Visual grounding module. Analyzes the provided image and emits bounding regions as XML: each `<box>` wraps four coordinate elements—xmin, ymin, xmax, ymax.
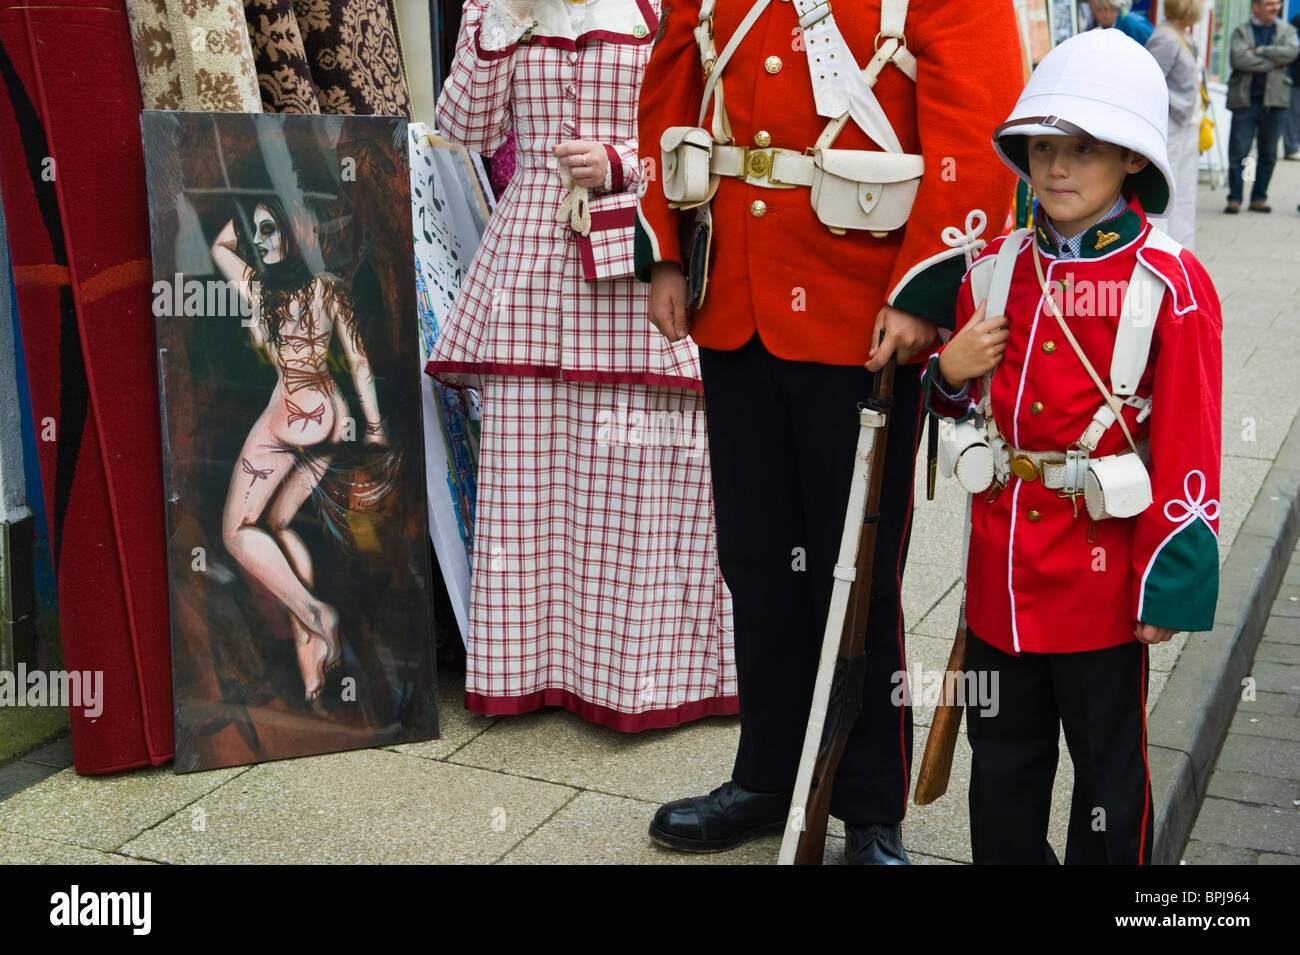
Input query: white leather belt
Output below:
<box><xmin>710</xmin><ymin>144</ymin><xmax>815</xmax><ymax>189</ymax></box>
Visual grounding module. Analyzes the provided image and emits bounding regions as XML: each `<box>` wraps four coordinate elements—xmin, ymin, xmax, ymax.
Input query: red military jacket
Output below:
<box><xmin>635</xmin><ymin>0</ymin><xmax>1024</xmax><ymax>364</ymax></box>
<box><xmin>926</xmin><ymin>196</ymin><xmax>1223</xmax><ymax>654</ymax></box>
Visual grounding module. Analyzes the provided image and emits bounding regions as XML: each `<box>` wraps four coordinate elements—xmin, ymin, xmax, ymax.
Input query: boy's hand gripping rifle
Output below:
<box><xmin>778</xmin><ymin>357</ymin><xmax>895</xmax><ymax>866</ymax></box>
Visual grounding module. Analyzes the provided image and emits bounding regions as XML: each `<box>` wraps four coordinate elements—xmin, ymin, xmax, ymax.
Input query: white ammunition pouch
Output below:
<box><xmin>809</xmin><ymin>149</ymin><xmax>924</xmax><ymax>233</ymax></box>
<box><xmin>1084</xmin><ymin>446</ymin><xmax>1153</xmax><ymax>521</ymax></box>
<box><xmin>938</xmin><ymin>417</ymin><xmax>995</xmax><ymax>496</ymax></box>
<box><xmin>661</xmin><ymin>126</ymin><xmax>715</xmax><ymax>205</ymax></box>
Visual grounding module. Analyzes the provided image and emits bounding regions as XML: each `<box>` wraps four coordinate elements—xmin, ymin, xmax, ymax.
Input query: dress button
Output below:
<box><xmin>753</xmin><ymin>129</ymin><xmax>771</xmax><ymax>148</ymax></box>
<box><xmin>1041</xmin><ymin>340</ymin><xmax>1056</xmax><ymax>354</ymax></box>
<box><xmin>765</xmin><ymin>55</ymin><xmax>782</xmax><ymax>73</ymax></box>
<box><xmin>566</xmin><ymin>52</ymin><xmax>577</xmax><ymax>65</ymax></box>
<box><xmin>1030</xmin><ymin>401</ymin><xmax>1044</xmax><ymax>415</ymax></box>
<box><xmin>750</xmin><ymin>200</ymin><xmax>767</xmax><ymax>218</ymax></box>
<box><xmin>1027</xmin><ymin>509</ymin><xmax>1041</xmax><ymax>523</ymax></box>
<box><xmin>565</xmin><ymin>85</ymin><xmax>576</xmax><ymax>98</ymax></box>
<box><xmin>561</xmin><ymin>119</ymin><xmax>575</xmax><ymax>134</ymax></box>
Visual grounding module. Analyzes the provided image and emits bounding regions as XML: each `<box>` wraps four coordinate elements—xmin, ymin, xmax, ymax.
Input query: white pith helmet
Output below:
<box><xmin>993</xmin><ymin>29</ymin><xmax>1174</xmax><ymax>216</ymax></box>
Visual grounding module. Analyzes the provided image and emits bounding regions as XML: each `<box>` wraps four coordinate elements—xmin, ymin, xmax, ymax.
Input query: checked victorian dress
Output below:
<box><xmin>426</xmin><ymin>0</ymin><xmax>738</xmax><ymax>730</ymax></box>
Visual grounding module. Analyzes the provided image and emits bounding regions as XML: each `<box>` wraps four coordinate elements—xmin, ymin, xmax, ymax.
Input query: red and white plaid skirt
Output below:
<box><xmin>465</xmin><ymin>374</ymin><xmax>738</xmax><ymax>729</ymax></box>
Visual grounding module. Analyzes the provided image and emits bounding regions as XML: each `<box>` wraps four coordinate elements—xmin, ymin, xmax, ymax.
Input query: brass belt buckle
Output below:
<box><xmin>1010</xmin><ymin>454</ymin><xmax>1039</xmax><ymax>483</ymax></box>
<box><xmin>745</xmin><ymin>147</ymin><xmax>772</xmax><ymax>180</ymax></box>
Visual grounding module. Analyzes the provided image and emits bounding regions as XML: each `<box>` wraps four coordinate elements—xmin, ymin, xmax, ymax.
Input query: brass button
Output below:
<box><xmin>1027</xmin><ymin>509</ymin><xmax>1041</xmax><ymax>523</ymax></box>
<box><xmin>750</xmin><ymin>199</ymin><xmax>768</xmax><ymax>218</ymax></box>
<box><xmin>633</xmin><ymin>24</ymin><xmax>648</xmax><ymax>37</ymax></box>
<box><xmin>753</xmin><ymin>129</ymin><xmax>772</xmax><ymax>148</ymax></box>
<box><xmin>747</xmin><ymin>151</ymin><xmax>771</xmax><ymax>177</ymax></box>
<box><xmin>1042</xmin><ymin>340</ymin><xmax>1056</xmax><ymax>354</ymax></box>
<box><xmin>765</xmin><ymin>55</ymin><xmax>782</xmax><ymax>74</ymax></box>
<box><xmin>1030</xmin><ymin>401</ymin><xmax>1043</xmax><ymax>415</ymax></box>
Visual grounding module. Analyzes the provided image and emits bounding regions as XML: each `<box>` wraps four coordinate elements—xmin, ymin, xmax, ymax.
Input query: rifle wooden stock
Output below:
<box><xmin>913</xmin><ymin>597</ymin><xmax>968</xmax><ymax>806</ymax></box>
<box><xmin>780</xmin><ymin>360</ymin><xmax>894</xmax><ymax>866</ymax></box>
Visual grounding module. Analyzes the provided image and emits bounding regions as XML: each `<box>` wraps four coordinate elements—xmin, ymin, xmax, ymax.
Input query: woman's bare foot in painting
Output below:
<box><xmin>315</xmin><ymin>603</ymin><xmax>341</xmax><ymax>672</ymax></box>
<box><xmin>295</xmin><ymin>626</ymin><xmax>328</xmax><ymax>701</ymax></box>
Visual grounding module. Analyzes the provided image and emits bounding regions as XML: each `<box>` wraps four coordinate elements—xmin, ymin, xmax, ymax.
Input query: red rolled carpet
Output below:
<box><xmin>0</xmin><ymin>0</ymin><xmax>173</xmax><ymax>773</ymax></box>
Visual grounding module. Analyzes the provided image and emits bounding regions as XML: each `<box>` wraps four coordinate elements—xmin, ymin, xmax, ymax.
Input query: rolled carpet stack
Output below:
<box><xmin>0</xmin><ymin>0</ymin><xmax>174</xmax><ymax>773</ymax></box>
<box><xmin>125</xmin><ymin>0</ymin><xmax>262</xmax><ymax>111</ymax></box>
<box><xmin>244</xmin><ymin>0</ymin><xmax>321</xmax><ymax>113</ymax></box>
<box><xmin>293</xmin><ymin>0</ymin><xmax>412</xmax><ymax>117</ymax></box>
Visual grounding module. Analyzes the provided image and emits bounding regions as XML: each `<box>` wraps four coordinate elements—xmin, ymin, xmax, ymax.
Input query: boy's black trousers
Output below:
<box><xmin>698</xmin><ymin>334</ymin><xmax>923</xmax><ymax>825</ymax></box>
<box><xmin>966</xmin><ymin>630</ymin><xmax>1155</xmax><ymax>864</ymax></box>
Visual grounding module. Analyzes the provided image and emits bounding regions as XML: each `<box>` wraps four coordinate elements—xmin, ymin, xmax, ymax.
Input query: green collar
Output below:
<box><xmin>1034</xmin><ymin>202</ymin><xmax>1145</xmax><ymax>259</ymax></box>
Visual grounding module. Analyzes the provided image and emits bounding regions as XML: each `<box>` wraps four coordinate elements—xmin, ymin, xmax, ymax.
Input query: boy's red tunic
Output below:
<box><xmin>927</xmin><ymin>197</ymin><xmax>1223</xmax><ymax>655</ymax></box>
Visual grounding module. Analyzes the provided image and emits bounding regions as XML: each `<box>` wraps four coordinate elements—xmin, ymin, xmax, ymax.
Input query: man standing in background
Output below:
<box><xmin>1223</xmin><ymin>0</ymin><xmax>1298</xmax><ymax>213</ymax></box>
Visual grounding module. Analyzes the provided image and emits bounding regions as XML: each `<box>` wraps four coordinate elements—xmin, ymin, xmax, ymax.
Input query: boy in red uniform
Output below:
<box><xmin>925</xmin><ymin>30</ymin><xmax>1223</xmax><ymax>864</ymax></box>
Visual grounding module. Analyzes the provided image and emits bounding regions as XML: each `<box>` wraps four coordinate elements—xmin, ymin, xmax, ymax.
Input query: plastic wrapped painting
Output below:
<box><xmin>142</xmin><ymin>111</ymin><xmax>439</xmax><ymax>771</ymax></box>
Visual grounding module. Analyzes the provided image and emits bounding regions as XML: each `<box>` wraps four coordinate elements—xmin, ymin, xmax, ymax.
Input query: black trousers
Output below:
<box><xmin>698</xmin><ymin>334</ymin><xmax>923</xmax><ymax>824</ymax></box>
<box><xmin>965</xmin><ymin>630</ymin><xmax>1155</xmax><ymax>864</ymax></box>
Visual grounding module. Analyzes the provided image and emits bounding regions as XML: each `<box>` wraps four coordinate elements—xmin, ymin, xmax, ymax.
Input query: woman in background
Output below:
<box><xmin>1147</xmin><ymin>0</ymin><xmax>1206</xmax><ymax>248</ymax></box>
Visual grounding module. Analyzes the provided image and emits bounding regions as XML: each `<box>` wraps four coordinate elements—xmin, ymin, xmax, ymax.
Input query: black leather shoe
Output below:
<box><xmin>843</xmin><ymin>823</ymin><xmax>911</xmax><ymax>865</ymax></box>
<box><xmin>649</xmin><ymin>780</ymin><xmax>789</xmax><ymax>852</ymax></box>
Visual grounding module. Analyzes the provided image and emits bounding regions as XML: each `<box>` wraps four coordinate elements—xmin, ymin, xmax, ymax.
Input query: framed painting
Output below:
<box><xmin>142</xmin><ymin>111</ymin><xmax>439</xmax><ymax>771</ymax></box>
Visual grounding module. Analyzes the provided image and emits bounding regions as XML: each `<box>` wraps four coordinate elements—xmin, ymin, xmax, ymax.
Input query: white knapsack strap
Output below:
<box><xmin>791</xmin><ymin>0</ymin><xmax>903</xmax><ymax>152</ymax></box>
<box><xmin>697</xmin><ymin>0</ymin><xmax>773</xmax><ymax>136</ymax></box>
<box><xmin>967</xmin><ymin>228</ymin><xmax>1028</xmax><ymax>416</ymax></box>
<box><xmin>880</xmin><ymin>0</ymin><xmax>910</xmax><ymax>37</ymax></box>
<box><xmin>1110</xmin><ymin>226</ymin><xmax>1179</xmax><ymax>396</ymax></box>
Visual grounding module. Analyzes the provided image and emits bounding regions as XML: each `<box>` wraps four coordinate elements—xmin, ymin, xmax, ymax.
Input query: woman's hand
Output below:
<box><xmin>554</xmin><ymin>140</ymin><xmax>609</xmax><ymax>190</ymax></box>
<box><xmin>649</xmin><ymin>262</ymin><xmax>690</xmax><ymax>343</ymax></box>
<box><xmin>936</xmin><ymin>300</ymin><xmax>1009</xmax><ymax>386</ymax></box>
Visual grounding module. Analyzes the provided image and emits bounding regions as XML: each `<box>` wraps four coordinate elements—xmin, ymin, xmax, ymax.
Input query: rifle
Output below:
<box><xmin>778</xmin><ymin>357</ymin><xmax>894</xmax><ymax>866</ymax></box>
<box><xmin>913</xmin><ymin>497</ymin><xmax>973</xmax><ymax>805</ymax></box>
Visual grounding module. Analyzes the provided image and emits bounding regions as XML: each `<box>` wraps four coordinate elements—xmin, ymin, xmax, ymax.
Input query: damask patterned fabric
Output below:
<box><xmin>292</xmin><ymin>0</ymin><xmax>412</xmax><ymax>117</ymax></box>
<box><xmin>125</xmin><ymin>0</ymin><xmax>263</xmax><ymax>111</ymax></box>
<box><xmin>244</xmin><ymin>0</ymin><xmax>321</xmax><ymax>113</ymax></box>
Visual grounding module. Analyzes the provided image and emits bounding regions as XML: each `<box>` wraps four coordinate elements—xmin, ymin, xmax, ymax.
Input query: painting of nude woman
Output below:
<box><xmin>143</xmin><ymin>111</ymin><xmax>439</xmax><ymax>772</ymax></box>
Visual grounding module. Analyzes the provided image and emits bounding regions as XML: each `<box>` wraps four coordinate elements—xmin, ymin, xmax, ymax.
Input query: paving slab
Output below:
<box><xmin>0</xmin><ymin>760</ymin><xmax>60</xmax><ymax>802</ymax></box>
<box><xmin>1205</xmin><ymin>769</ymin><xmax>1299</xmax><ymax>810</ymax></box>
<box><xmin>1180</xmin><ymin>839</ymin><xmax>1258</xmax><ymax>865</ymax></box>
<box><xmin>0</xmin><ymin>765</ymin><xmax>246</xmax><ymax>852</ymax></box>
<box><xmin>450</xmin><ymin>708</ymin><xmax>742</xmax><ymax>805</ymax></box>
<box><xmin>119</xmin><ymin>749</ymin><xmax>575</xmax><ymax>865</ymax></box>
<box><xmin>22</xmin><ymin>736</ymin><xmax>73</xmax><ymax>769</ymax></box>
<box><xmin>1227</xmin><ymin>711</ymin><xmax>1300</xmax><ymax>742</ymax></box>
<box><xmin>1211</xmin><ymin>732</ymin><xmax>1300</xmax><ymax>779</ymax></box>
<box><xmin>0</xmin><ymin>831</ymin><xmax>153</xmax><ymax>865</ymax></box>
<box><xmin>1253</xmin><ymin>640</ymin><xmax>1300</xmax><ymax>665</ymax></box>
<box><xmin>1187</xmin><ymin>797</ymin><xmax>1299</xmax><ymax>855</ymax></box>
<box><xmin>385</xmin><ymin>673</ymin><xmax>498</xmax><ymax>761</ymax></box>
